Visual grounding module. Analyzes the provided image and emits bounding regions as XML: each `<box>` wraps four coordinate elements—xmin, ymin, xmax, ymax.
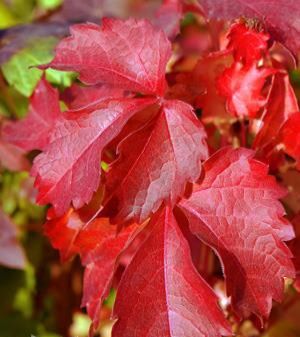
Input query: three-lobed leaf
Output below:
<box><xmin>106</xmin><ymin>99</ymin><xmax>208</xmax><ymax>223</ymax></box>
<box><xmin>46</xmin><ymin>18</ymin><xmax>171</xmax><ymax>96</ymax></box>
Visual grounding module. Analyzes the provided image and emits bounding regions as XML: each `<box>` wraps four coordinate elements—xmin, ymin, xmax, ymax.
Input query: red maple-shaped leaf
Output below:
<box><xmin>46</xmin><ymin>18</ymin><xmax>171</xmax><ymax>96</ymax></box>
<box><xmin>0</xmin><ymin>210</ymin><xmax>26</xmax><ymax>269</ymax></box>
<box><xmin>199</xmin><ymin>0</ymin><xmax>300</xmax><ymax>58</ymax></box>
<box><xmin>32</xmin><ymin>98</ymin><xmax>156</xmax><ymax>216</ymax></box>
<box><xmin>75</xmin><ymin>218</ymin><xmax>138</xmax><ymax>334</ymax></box>
<box><xmin>179</xmin><ymin>147</ymin><xmax>295</xmax><ymax>318</ymax></box>
<box><xmin>3</xmin><ymin>78</ymin><xmax>61</xmax><ymax>151</ymax></box>
<box><xmin>106</xmin><ymin>100</ymin><xmax>208</xmax><ymax>223</ymax></box>
<box><xmin>227</xmin><ymin>22</ymin><xmax>269</xmax><ymax>65</ymax></box>
<box><xmin>254</xmin><ymin>72</ymin><xmax>299</xmax><ymax>150</ymax></box>
<box><xmin>280</xmin><ymin>112</ymin><xmax>300</xmax><ymax>169</ymax></box>
<box><xmin>112</xmin><ymin>207</ymin><xmax>231</xmax><ymax>337</ymax></box>
<box><xmin>217</xmin><ymin>62</ymin><xmax>274</xmax><ymax>118</ymax></box>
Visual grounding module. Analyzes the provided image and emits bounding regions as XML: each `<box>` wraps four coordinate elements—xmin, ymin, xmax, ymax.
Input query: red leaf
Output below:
<box><xmin>106</xmin><ymin>100</ymin><xmax>208</xmax><ymax>223</ymax></box>
<box><xmin>194</xmin><ymin>51</ymin><xmax>233</xmax><ymax>120</ymax></box>
<box><xmin>154</xmin><ymin>0</ymin><xmax>183</xmax><ymax>40</ymax></box>
<box><xmin>217</xmin><ymin>62</ymin><xmax>274</xmax><ymax>118</ymax></box>
<box><xmin>45</xmin><ymin>207</ymin><xmax>138</xmax><ymax>332</ymax></box>
<box><xmin>46</xmin><ymin>19</ymin><xmax>171</xmax><ymax>96</ymax></box>
<box><xmin>227</xmin><ymin>23</ymin><xmax>269</xmax><ymax>65</ymax></box>
<box><xmin>0</xmin><ymin>137</ymin><xmax>29</xmax><ymax>172</ymax></box>
<box><xmin>32</xmin><ymin>98</ymin><xmax>156</xmax><ymax>216</ymax></box>
<box><xmin>254</xmin><ymin>72</ymin><xmax>299</xmax><ymax>150</ymax></box>
<box><xmin>62</xmin><ymin>84</ymin><xmax>125</xmax><ymax>112</ymax></box>
<box><xmin>75</xmin><ymin>218</ymin><xmax>138</xmax><ymax>333</ymax></box>
<box><xmin>280</xmin><ymin>112</ymin><xmax>300</xmax><ymax>168</ymax></box>
<box><xmin>112</xmin><ymin>207</ymin><xmax>231</xmax><ymax>337</ymax></box>
<box><xmin>179</xmin><ymin>147</ymin><xmax>295</xmax><ymax>318</ymax></box>
<box><xmin>0</xmin><ymin>210</ymin><xmax>26</xmax><ymax>269</ymax></box>
<box><xmin>199</xmin><ymin>0</ymin><xmax>300</xmax><ymax>58</ymax></box>
<box><xmin>3</xmin><ymin>78</ymin><xmax>61</xmax><ymax>151</ymax></box>
<box><xmin>44</xmin><ymin>208</ymin><xmax>85</xmax><ymax>262</ymax></box>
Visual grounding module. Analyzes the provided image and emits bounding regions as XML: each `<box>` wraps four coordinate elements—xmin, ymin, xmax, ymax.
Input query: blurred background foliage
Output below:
<box><xmin>0</xmin><ymin>1</ymin><xmax>300</xmax><ymax>337</ymax></box>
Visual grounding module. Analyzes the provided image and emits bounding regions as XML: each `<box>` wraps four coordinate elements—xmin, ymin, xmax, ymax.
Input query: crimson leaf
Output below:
<box><xmin>227</xmin><ymin>22</ymin><xmax>269</xmax><ymax>66</ymax></box>
<box><xmin>32</xmin><ymin>98</ymin><xmax>156</xmax><ymax>216</ymax></box>
<box><xmin>62</xmin><ymin>84</ymin><xmax>125</xmax><ymax>111</ymax></box>
<box><xmin>199</xmin><ymin>0</ymin><xmax>300</xmax><ymax>58</ymax></box>
<box><xmin>154</xmin><ymin>0</ymin><xmax>183</xmax><ymax>40</ymax></box>
<box><xmin>280</xmin><ymin>113</ymin><xmax>300</xmax><ymax>169</ymax></box>
<box><xmin>179</xmin><ymin>147</ymin><xmax>295</xmax><ymax>318</ymax></box>
<box><xmin>106</xmin><ymin>100</ymin><xmax>208</xmax><ymax>223</ymax></box>
<box><xmin>112</xmin><ymin>207</ymin><xmax>231</xmax><ymax>337</ymax></box>
<box><xmin>194</xmin><ymin>51</ymin><xmax>233</xmax><ymax>120</ymax></box>
<box><xmin>44</xmin><ymin>208</ymin><xmax>85</xmax><ymax>262</ymax></box>
<box><xmin>45</xmin><ymin>207</ymin><xmax>139</xmax><ymax>332</ymax></box>
<box><xmin>3</xmin><ymin>78</ymin><xmax>61</xmax><ymax>151</ymax></box>
<box><xmin>75</xmin><ymin>218</ymin><xmax>138</xmax><ymax>333</ymax></box>
<box><xmin>254</xmin><ymin>72</ymin><xmax>299</xmax><ymax>149</ymax></box>
<box><xmin>217</xmin><ymin>62</ymin><xmax>274</xmax><ymax>118</ymax></box>
<box><xmin>45</xmin><ymin>18</ymin><xmax>171</xmax><ymax>96</ymax></box>
<box><xmin>0</xmin><ymin>137</ymin><xmax>29</xmax><ymax>172</ymax></box>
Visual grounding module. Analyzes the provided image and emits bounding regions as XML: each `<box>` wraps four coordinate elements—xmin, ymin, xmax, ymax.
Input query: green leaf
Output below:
<box><xmin>7</xmin><ymin>0</ymin><xmax>36</xmax><ymax>22</ymax></box>
<box><xmin>0</xmin><ymin>85</ymin><xmax>29</xmax><ymax>118</ymax></box>
<box><xmin>1</xmin><ymin>38</ymin><xmax>58</xmax><ymax>97</ymax></box>
<box><xmin>1</xmin><ymin>36</ymin><xmax>77</xmax><ymax>97</ymax></box>
<box><xmin>0</xmin><ymin>3</ymin><xmax>18</xmax><ymax>28</ymax></box>
<box><xmin>38</xmin><ymin>0</ymin><xmax>63</xmax><ymax>10</ymax></box>
<box><xmin>46</xmin><ymin>68</ymin><xmax>77</xmax><ymax>89</ymax></box>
